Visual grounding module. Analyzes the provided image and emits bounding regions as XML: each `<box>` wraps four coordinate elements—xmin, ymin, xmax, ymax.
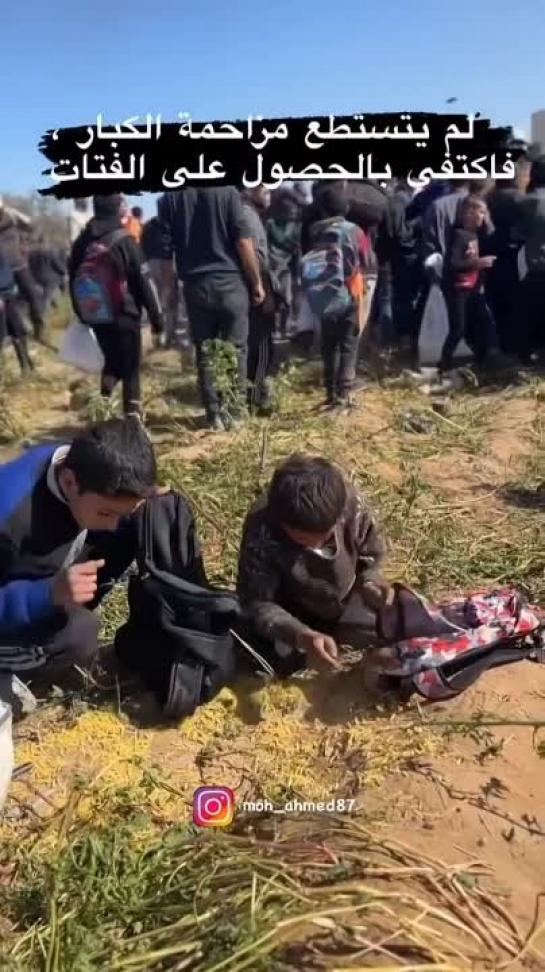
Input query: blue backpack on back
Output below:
<box><xmin>301</xmin><ymin>217</ymin><xmax>358</xmax><ymax>319</ymax></box>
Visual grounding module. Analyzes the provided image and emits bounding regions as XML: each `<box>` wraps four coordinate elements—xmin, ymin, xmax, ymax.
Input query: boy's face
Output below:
<box><xmin>463</xmin><ymin>203</ymin><xmax>486</xmax><ymax>232</ymax></box>
<box><xmin>59</xmin><ymin>468</ymin><xmax>143</xmax><ymax>531</ymax></box>
<box><xmin>281</xmin><ymin>523</ymin><xmax>335</xmax><ymax>550</ymax></box>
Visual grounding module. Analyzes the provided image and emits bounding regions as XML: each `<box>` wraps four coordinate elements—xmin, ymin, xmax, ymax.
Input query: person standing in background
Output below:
<box><xmin>0</xmin><ymin>197</ymin><xmax>46</xmax><ymax>343</ymax></box>
<box><xmin>241</xmin><ymin>185</ymin><xmax>278</xmax><ymax>414</ymax></box>
<box><xmin>440</xmin><ymin>196</ymin><xmax>500</xmax><ymax>373</ymax></box>
<box><xmin>0</xmin><ymin>249</ymin><xmax>34</xmax><ymax>374</ymax></box>
<box><xmin>376</xmin><ymin>180</ymin><xmax>421</xmax><ymax>348</ymax></box>
<box><xmin>69</xmin><ymin>195</ymin><xmax>164</xmax><ymax>418</ymax></box>
<box><xmin>267</xmin><ymin>189</ymin><xmax>301</xmax><ymax>337</ymax></box>
<box><xmin>514</xmin><ymin>156</ymin><xmax>545</xmax><ymax>362</ymax></box>
<box><xmin>28</xmin><ymin>236</ymin><xmax>67</xmax><ymax>316</ymax></box>
<box><xmin>158</xmin><ymin>187</ymin><xmax>264</xmax><ymax>431</ymax></box>
<box><xmin>141</xmin><ymin>210</ymin><xmax>179</xmax><ymax>347</ymax></box>
<box><xmin>125</xmin><ymin>207</ymin><xmax>144</xmax><ymax>244</ymax></box>
<box><xmin>486</xmin><ymin>159</ymin><xmax>531</xmax><ymax>355</ymax></box>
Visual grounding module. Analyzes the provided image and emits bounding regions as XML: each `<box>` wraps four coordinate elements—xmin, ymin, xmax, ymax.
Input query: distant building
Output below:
<box><xmin>531</xmin><ymin>110</ymin><xmax>545</xmax><ymax>153</ymax></box>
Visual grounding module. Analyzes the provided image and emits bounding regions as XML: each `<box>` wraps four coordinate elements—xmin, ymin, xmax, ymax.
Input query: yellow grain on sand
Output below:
<box><xmin>3</xmin><ymin>684</ymin><xmax>442</xmax><ymax>838</ymax></box>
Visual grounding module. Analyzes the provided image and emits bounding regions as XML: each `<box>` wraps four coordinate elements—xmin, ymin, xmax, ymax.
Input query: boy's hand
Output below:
<box><xmin>478</xmin><ymin>256</ymin><xmax>496</xmax><ymax>270</ymax></box>
<box><xmin>296</xmin><ymin>630</ymin><xmax>341</xmax><ymax>669</ymax></box>
<box><xmin>52</xmin><ymin>560</ymin><xmax>105</xmax><ymax>609</ymax></box>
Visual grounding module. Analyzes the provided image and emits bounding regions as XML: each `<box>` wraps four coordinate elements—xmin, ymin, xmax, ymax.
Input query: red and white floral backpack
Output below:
<box><xmin>373</xmin><ymin>585</ymin><xmax>545</xmax><ymax>701</ymax></box>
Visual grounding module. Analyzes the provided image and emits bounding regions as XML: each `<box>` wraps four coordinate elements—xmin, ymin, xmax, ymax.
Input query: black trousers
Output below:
<box><xmin>93</xmin><ymin>318</ymin><xmax>142</xmax><ymax>415</ymax></box>
<box><xmin>485</xmin><ymin>251</ymin><xmax>520</xmax><ymax>355</ymax></box>
<box><xmin>0</xmin><ymin>607</ymin><xmax>100</xmax><ymax>687</ymax></box>
<box><xmin>248</xmin><ymin>306</ymin><xmax>275</xmax><ymax>410</ymax></box>
<box><xmin>391</xmin><ymin>259</ymin><xmax>422</xmax><ymax>342</ymax></box>
<box><xmin>14</xmin><ymin>266</ymin><xmax>45</xmax><ymax>340</ymax></box>
<box><xmin>184</xmin><ymin>273</ymin><xmax>249</xmax><ymax>419</ymax></box>
<box><xmin>320</xmin><ymin>307</ymin><xmax>360</xmax><ymax>400</ymax></box>
<box><xmin>0</xmin><ymin>296</ymin><xmax>33</xmax><ymax>372</ymax></box>
<box><xmin>441</xmin><ymin>288</ymin><xmax>499</xmax><ymax>372</ymax></box>
<box><xmin>518</xmin><ymin>273</ymin><xmax>545</xmax><ymax>361</ymax></box>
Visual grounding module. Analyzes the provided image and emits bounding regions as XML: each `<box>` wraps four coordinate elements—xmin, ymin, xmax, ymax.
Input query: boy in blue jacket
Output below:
<box><xmin>0</xmin><ymin>417</ymin><xmax>157</xmax><ymax>693</ymax></box>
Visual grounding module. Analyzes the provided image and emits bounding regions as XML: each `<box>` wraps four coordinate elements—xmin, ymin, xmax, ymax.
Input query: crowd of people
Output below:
<box><xmin>0</xmin><ymin>156</ymin><xmax>545</xmax><ymax>717</ymax></box>
<box><xmin>2</xmin><ymin>155</ymin><xmax>545</xmax><ymax>425</ymax></box>
<box><xmin>0</xmin><ymin>197</ymin><xmax>67</xmax><ymax>372</ymax></box>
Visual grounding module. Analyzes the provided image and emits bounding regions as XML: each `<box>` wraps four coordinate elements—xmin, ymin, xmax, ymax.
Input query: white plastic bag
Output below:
<box><xmin>58</xmin><ymin>319</ymin><xmax>105</xmax><ymax>374</ymax></box>
<box><xmin>0</xmin><ymin>701</ymin><xmax>13</xmax><ymax>812</ymax></box>
<box><xmin>287</xmin><ymin>294</ymin><xmax>318</xmax><ymax>338</ymax></box>
<box><xmin>418</xmin><ymin>283</ymin><xmax>472</xmax><ymax>367</ymax></box>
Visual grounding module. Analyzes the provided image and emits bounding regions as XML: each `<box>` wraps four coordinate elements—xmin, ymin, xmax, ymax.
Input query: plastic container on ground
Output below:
<box><xmin>0</xmin><ymin>700</ymin><xmax>13</xmax><ymax>812</ymax></box>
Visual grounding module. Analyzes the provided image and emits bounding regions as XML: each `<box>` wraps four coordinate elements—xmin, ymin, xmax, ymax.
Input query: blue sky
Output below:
<box><xmin>1</xmin><ymin>0</ymin><xmax>543</xmax><ymax>216</ymax></box>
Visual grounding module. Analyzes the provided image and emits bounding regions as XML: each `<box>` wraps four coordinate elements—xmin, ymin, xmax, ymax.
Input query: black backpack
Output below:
<box><xmin>114</xmin><ymin>494</ymin><xmax>239</xmax><ymax>720</ymax></box>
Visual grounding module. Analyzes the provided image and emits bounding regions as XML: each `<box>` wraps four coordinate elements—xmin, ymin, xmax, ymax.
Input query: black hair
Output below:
<box><xmin>64</xmin><ymin>418</ymin><xmax>156</xmax><ymax>497</ymax></box>
<box><xmin>319</xmin><ymin>186</ymin><xmax>349</xmax><ymax>218</ymax></box>
<box><xmin>93</xmin><ymin>194</ymin><xmax>123</xmax><ymax>219</ymax></box>
<box><xmin>131</xmin><ymin>206</ymin><xmax>143</xmax><ymax>219</ymax></box>
<box><xmin>530</xmin><ymin>156</ymin><xmax>545</xmax><ymax>189</ymax></box>
<box><xmin>461</xmin><ymin>194</ymin><xmax>487</xmax><ymax>212</ymax></box>
<box><xmin>268</xmin><ymin>454</ymin><xmax>347</xmax><ymax>533</ymax></box>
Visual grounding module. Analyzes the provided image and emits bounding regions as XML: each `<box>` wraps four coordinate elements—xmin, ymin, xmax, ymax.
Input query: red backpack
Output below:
<box><xmin>72</xmin><ymin>229</ymin><xmax>128</xmax><ymax>326</ymax></box>
<box><xmin>373</xmin><ymin>586</ymin><xmax>545</xmax><ymax>701</ymax></box>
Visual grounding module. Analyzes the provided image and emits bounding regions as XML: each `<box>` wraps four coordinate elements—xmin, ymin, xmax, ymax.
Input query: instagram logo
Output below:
<box><xmin>193</xmin><ymin>786</ymin><xmax>235</xmax><ymax>828</ymax></box>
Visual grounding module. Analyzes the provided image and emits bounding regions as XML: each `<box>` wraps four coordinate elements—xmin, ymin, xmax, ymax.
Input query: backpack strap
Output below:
<box><xmin>98</xmin><ymin>228</ymin><xmax>130</xmax><ymax>248</ymax></box>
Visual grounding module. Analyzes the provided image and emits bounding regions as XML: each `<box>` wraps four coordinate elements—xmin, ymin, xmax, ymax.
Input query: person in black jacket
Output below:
<box><xmin>0</xmin><ymin>199</ymin><xmax>46</xmax><ymax>343</ymax></box>
<box><xmin>158</xmin><ymin>187</ymin><xmax>265</xmax><ymax>431</ymax></box>
<box><xmin>69</xmin><ymin>195</ymin><xmax>164</xmax><ymax>418</ymax></box>
<box><xmin>376</xmin><ymin>181</ymin><xmax>422</xmax><ymax>346</ymax></box>
<box><xmin>0</xmin><ymin>251</ymin><xmax>34</xmax><ymax>374</ymax></box>
<box><xmin>28</xmin><ymin>236</ymin><xmax>66</xmax><ymax>315</ymax></box>
<box><xmin>141</xmin><ymin>213</ymin><xmax>179</xmax><ymax>347</ymax></box>
<box><xmin>485</xmin><ymin>158</ymin><xmax>531</xmax><ymax>355</ymax></box>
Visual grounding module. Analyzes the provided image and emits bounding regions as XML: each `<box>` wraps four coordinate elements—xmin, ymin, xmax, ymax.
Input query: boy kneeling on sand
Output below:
<box><xmin>237</xmin><ymin>454</ymin><xmax>392</xmax><ymax>672</ymax></box>
<box><xmin>0</xmin><ymin>418</ymin><xmax>159</xmax><ymax>699</ymax></box>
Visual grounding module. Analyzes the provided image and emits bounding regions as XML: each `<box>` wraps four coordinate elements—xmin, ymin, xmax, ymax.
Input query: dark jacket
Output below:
<box><xmin>68</xmin><ymin>217</ymin><xmax>164</xmax><ymax>331</ymax></box>
<box><xmin>487</xmin><ymin>187</ymin><xmax>527</xmax><ymax>256</ymax></box>
<box><xmin>237</xmin><ymin>483</ymin><xmax>385</xmax><ymax>647</ymax></box>
<box><xmin>376</xmin><ymin>190</ymin><xmax>420</xmax><ymax>268</ymax></box>
<box><xmin>444</xmin><ymin>228</ymin><xmax>480</xmax><ymax>291</ymax></box>
<box><xmin>514</xmin><ymin>188</ymin><xmax>545</xmax><ymax>274</ymax></box>
<box><xmin>141</xmin><ymin>217</ymin><xmax>167</xmax><ymax>262</ymax></box>
<box><xmin>0</xmin><ymin>209</ymin><xmax>31</xmax><ymax>271</ymax></box>
<box><xmin>28</xmin><ymin>245</ymin><xmax>66</xmax><ymax>287</ymax></box>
